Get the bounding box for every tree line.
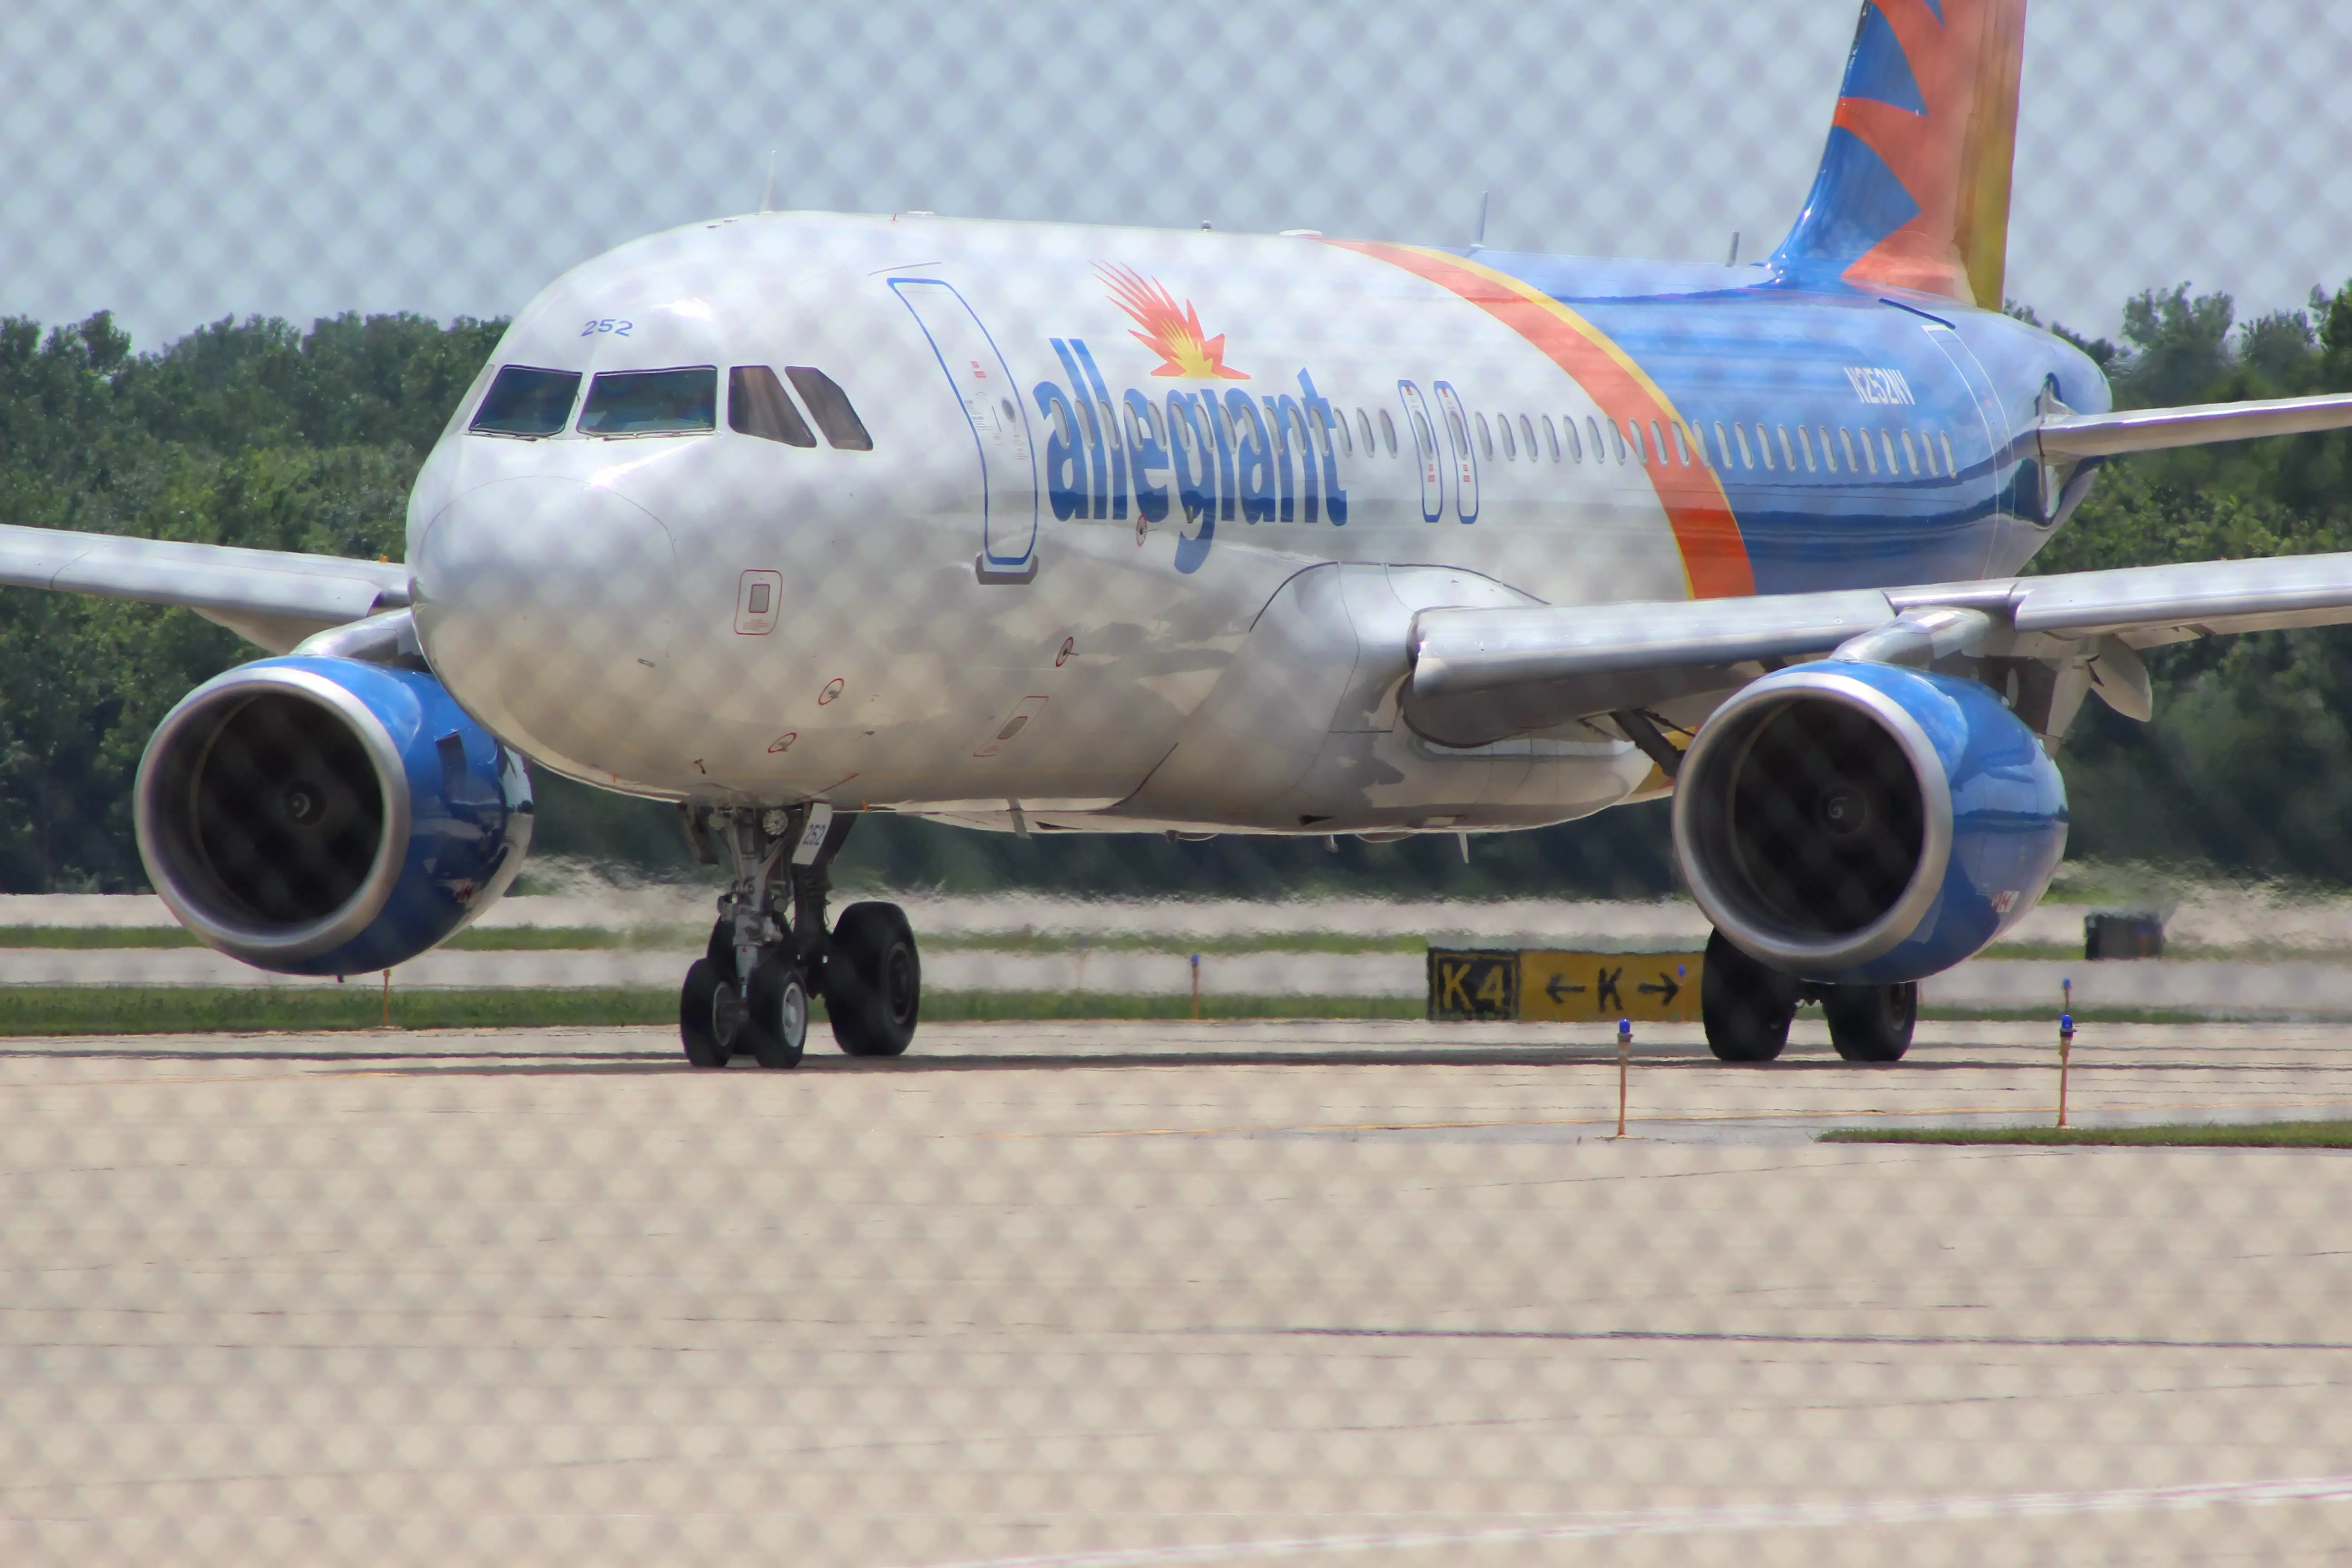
[0,283,2348,896]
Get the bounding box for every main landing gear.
[678,804,922,1068]
[1700,929,1916,1063]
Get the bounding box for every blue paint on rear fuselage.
[1474,249,2109,593]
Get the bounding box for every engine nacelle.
[1672,662,2066,984]
[135,657,533,975]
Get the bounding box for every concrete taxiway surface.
[2,1019,2349,1565]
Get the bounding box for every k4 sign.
[1425,950,1519,1021]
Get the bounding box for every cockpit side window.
[578,367,718,436]
[470,366,581,437]
[784,367,872,451]
[728,366,817,447]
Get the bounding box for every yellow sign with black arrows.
[1519,951,1703,1023]
[1428,949,1705,1023]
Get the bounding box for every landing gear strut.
[676,804,921,1068]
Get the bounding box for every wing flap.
[1406,552,2352,745]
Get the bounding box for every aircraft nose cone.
[412,476,682,770]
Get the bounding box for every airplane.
[5,0,2351,1069]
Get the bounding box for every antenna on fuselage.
[1473,190,1490,249]
[758,150,777,214]
[1727,230,1741,265]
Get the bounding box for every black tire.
[1701,929,1799,1063]
[1823,981,1917,1063]
[826,902,920,1058]
[744,961,810,1069]
[705,918,738,982]
[680,956,734,1068]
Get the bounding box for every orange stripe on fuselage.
[1325,240,1754,600]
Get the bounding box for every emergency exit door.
[891,279,1039,582]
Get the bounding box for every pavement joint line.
[889,1474,2352,1567]
[981,1097,2352,1142]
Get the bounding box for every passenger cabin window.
[579,367,717,436]
[1356,408,1373,453]
[1564,416,1584,463]
[1543,415,1560,462]
[1379,408,1398,454]
[1475,412,1494,460]
[1879,430,1898,472]
[1519,414,1537,461]
[1498,415,1516,460]
[1797,425,1817,473]
[728,366,816,446]
[1815,426,1836,474]
[1900,430,1919,475]
[1650,419,1669,466]
[784,366,872,450]
[1939,431,1957,475]
[471,366,581,437]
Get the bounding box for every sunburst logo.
[1097,263,1247,380]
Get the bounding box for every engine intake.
[136,657,532,975]
[1672,662,2066,983]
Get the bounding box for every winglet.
[1771,0,2028,308]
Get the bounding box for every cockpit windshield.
[469,367,581,437]
[578,368,717,436]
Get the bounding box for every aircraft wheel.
[1701,930,1798,1063]
[680,956,736,1068]
[826,902,920,1058]
[1823,981,1917,1063]
[744,960,810,1069]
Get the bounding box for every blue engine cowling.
[1671,661,2067,985]
[134,656,533,975]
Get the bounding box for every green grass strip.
[1820,1121,2352,1148]
[0,987,1424,1035]
[913,991,1422,1021]
[0,926,691,951]
[0,987,680,1035]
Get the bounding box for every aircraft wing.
[1408,551,2352,748]
[2038,391,2352,459]
[0,522,410,652]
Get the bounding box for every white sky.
[4,0,2347,351]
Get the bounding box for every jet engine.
[135,657,533,975]
[1672,662,2066,985]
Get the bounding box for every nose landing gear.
[676,804,921,1068]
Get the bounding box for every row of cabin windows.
[1313,397,1963,485]
[470,364,870,449]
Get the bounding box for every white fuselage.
[405,211,1765,836]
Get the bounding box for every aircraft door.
[1396,381,1445,522]
[1919,319,2022,569]
[891,279,1039,582]
[1432,381,1480,523]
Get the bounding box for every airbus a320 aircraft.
[7,0,2351,1067]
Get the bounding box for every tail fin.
[1771,0,2028,308]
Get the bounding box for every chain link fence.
[4,1,2352,1563]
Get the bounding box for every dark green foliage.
[0,310,508,891]
[2028,278,2352,881]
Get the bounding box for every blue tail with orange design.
[1771,0,2028,309]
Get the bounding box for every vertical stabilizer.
[1771,0,2027,308]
